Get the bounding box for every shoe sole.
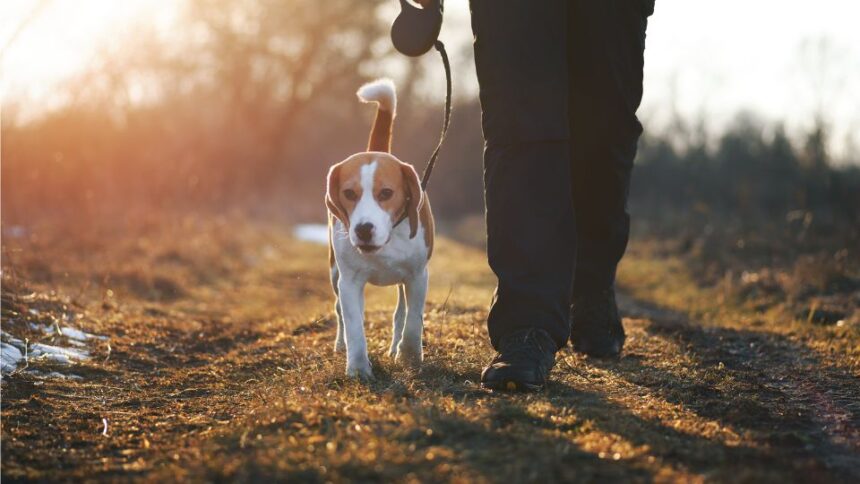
[481,379,544,392]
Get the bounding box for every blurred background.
[2,0,859,242]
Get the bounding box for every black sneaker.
[481,329,557,392]
[570,287,625,358]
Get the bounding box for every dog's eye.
[343,189,358,201]
[377,188,394,201]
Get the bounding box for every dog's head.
[326,152,424,253]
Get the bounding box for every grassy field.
[1,217,858,482]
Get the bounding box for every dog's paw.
[346,359,374,380]
[395,345,423,369]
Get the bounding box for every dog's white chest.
[332,220,428,286]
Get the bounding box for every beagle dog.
[326,79,434,379]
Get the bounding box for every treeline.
[404,108,860,228]
[632,116,860,228]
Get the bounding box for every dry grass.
[2,217,859,482]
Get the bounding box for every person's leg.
[567,0,653,355]
[471,0,573,390]
[471,0,574,352]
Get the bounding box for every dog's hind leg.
[389,284,406,357]
[331,265,346,353]
[397,268,427,368]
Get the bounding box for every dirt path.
[2,219,858,482]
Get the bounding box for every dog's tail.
[357,79,396,153]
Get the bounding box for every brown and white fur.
[326,79,434,379]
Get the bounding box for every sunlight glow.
[1,0,176,113]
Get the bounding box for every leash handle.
[419,40,452,191]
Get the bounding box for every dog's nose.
[354,222,374,243]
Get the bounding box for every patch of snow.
[29,370,84,380]
[1,342,24,373]
[1,332,27,374]
[294,224,329,245]
[3,321,106,375]
[61,326,108,341]
[2,332,26,347]
[60,326,89,340]
[30,343,90,365]
[29,323,109,341]
[3,225,27,238]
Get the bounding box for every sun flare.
[1,0,176,99]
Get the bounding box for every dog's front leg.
[396,268,427,368]
[337,275,373,379]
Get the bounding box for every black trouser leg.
[472,0,574,350]
[472,0,651,351]
[568,0,651,298]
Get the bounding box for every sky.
[2,0,859,160]
[637,0,860,157]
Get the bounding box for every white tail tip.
[357,78,396,114]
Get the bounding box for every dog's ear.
[326,163,349,227]
[400,162,424,239]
